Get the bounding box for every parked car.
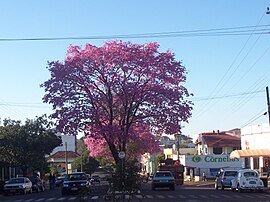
[90,175,100,184]
[55,175,65,187]
[61,172,89,195]
[151,170,175,191]
[28,176,44,192]
[3,177,32,195]
[215,169,238,190]
[231,169,264,192]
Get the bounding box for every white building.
[182,131,244,180]
[51,132,77,154]
[230,123,270,176]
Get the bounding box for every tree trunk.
[21,167,28,177]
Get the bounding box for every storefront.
[230,123,270,176]
[179,154,244,180]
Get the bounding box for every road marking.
[145,194,154,198]
[232,194,242,198]
[156,194,165,198]
[134,195,144,199]
[189,194,198,198]
[177,195,187,198]
[46,198,57,201]
[243,194,255,198]
[13,200,23,202]
[198,194,208,198]
[67,196,77,201]
[210,194,220,198]
[220,194,232,198]
[57,197,67,201]
[167,195,176,198]
[35,198,46,202]
[24,199,34,202]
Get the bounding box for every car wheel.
[215,183,218,190]
[152,186,155,191]
[221,183,224,190]
[22,189,27,195]
[170,186,175,191]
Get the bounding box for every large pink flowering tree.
[42,40,193,166]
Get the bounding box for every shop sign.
[192,155,239,163]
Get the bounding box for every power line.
[189,90,264,101]
[240,109,267,128]
[0,103,51,109]
[192,12,266,120]
[0,25,269,42]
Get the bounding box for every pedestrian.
[202,171,206,181]
[49,174,55,190]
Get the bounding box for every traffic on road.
[1,178,269,202]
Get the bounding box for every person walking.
[49,174,55,190]
[202,171,206,181]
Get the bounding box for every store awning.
[230,149,270,158]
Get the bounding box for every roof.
[230,149,270,158]
[198,132,241,147]
[47,151,79,160]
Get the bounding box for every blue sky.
[0,1,270,139]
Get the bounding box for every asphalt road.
[0,181,270,202]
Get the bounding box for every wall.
[51,133,77,154]
[241,123,270,150]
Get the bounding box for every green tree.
[72,140,99,174]
[0,115,62,176]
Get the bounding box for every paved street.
[1,181,270,202]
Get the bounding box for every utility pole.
[65,142,68,174]
[266,86,270,126]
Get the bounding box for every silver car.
[215,170,238,190]
[151,171,175,191]
[3,177,32,195]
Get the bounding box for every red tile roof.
[199,132,241,147]
[48,151,79,159]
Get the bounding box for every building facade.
[230,123,270,176]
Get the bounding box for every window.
[213,147,222,154]
[233,146,241,150]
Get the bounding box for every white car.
[3,177,32,195]
[230,169,264,192]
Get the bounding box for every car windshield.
[243,171,258,177]
[8,178,24,184]
[155,172,172,177]
[65,173,87,180]
[224,171,237,177]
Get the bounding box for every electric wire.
[0,25,269,42]
[192,12,266,120]
[240,109,267,128]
